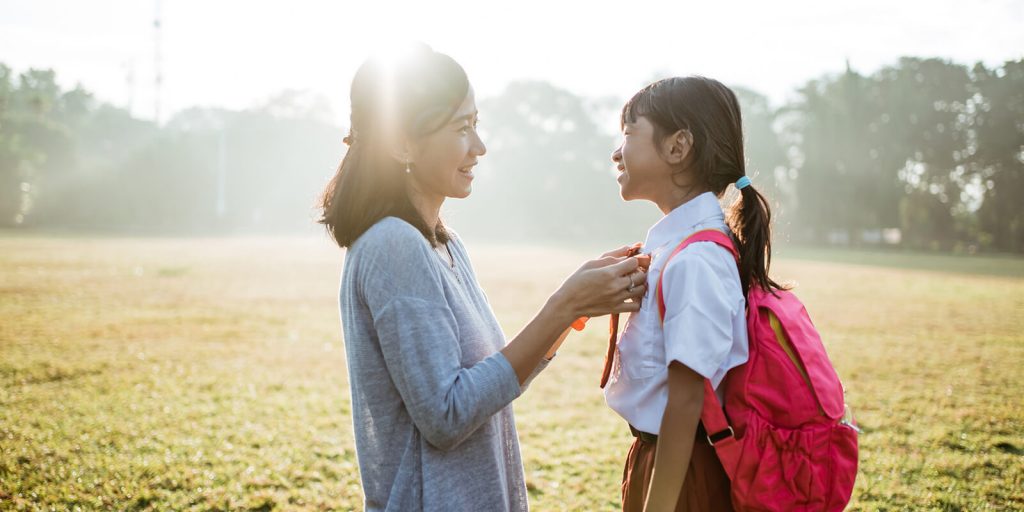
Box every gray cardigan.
[339,217,547,512]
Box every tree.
[787,66,886,243]
[971,60,1024,253]
[877,58,972,249]
[0,64,20,224]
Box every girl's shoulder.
[662,239,742,290]
[666,237,735,266]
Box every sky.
[2,0,1022,126]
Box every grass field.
[1,235,1022,511]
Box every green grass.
[777,244,1024,279]
[1,236,1022,510]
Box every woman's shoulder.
[443,225,467,251]
[353,217,430,254]
[348,217,439,277]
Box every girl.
[603,76,781,511]
[318,44,648,512]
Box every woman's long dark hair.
[621,76,782,294]
[318,44,469,248]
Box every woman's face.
[611,116,673,202]
[409,88,487,201]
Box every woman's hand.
[551,253,648,322]
[597,244,639,259]
[593,243,652,272]
[501,245,647,386]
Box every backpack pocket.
[826,415,859,511]
[732,412,851,511]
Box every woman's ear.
[388,137,414,168]
[663,129,692,165]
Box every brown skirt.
[620,425,733,512]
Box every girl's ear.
[663,129,693,165]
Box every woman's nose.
[611,147,622,163]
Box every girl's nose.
[473,131,487,156]
[611,147,622,163]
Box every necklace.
[434,243,461,284]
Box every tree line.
[0,58,1020,252]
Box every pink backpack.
[656,229,858,511]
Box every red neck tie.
[599,246,643,388]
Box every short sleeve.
[660,244,740,380]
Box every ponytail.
[728,183,784,295]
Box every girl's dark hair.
[621,76,782,294]
[318,43,469,248]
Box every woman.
[318,44,647,512]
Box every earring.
[405,162,412,174]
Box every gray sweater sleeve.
[357,222,522,451]
[522,355,551,391]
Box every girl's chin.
[618,182,635,201]
[617,174,635,198]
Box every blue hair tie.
[735,176,751,190]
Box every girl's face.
[409,88,487,201]
[611,116,675,202]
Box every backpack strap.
[655,228,742,480]
[656,230,739,321]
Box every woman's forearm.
[545,327,573,359]
[644,362,705,512]
[501,253,645,386]
[501,293,576,385]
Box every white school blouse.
[604,192,749,435]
